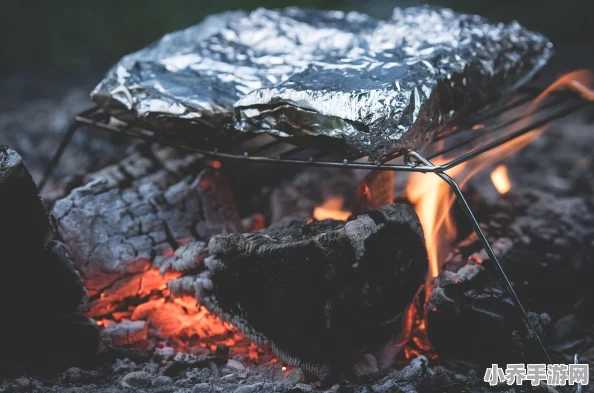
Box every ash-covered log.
[0,146,98,363]
[52,150,242,300]
[51,147,254,353]
[424,188,594,366]
[171,204,428,381]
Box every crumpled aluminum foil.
[91,6,552,160]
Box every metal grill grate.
[43,89,589,177]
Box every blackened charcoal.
[0,146,97,362]
[186,204,428,381]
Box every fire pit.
[29,72,592,391]
[1,5,594,393]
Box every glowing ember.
[490,165,512,194]
[313,197,351,221]
[86,268,252,356]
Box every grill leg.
[438,171,551,364]
[37,120,81,192]
[405,151,551,364]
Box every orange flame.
[401,70,594,360]
[313,197,351,221]
[405,157,462,278]
[406,69,594,282]
[490,165,512,194]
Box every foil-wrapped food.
[91,6,552,160]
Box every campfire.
[1,6,594,393]
[39,69,593,384]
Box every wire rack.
[39,86,594,368]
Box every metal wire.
[406,151,551,364]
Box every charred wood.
[0,146,98,362]
[351,171,395,217]
[52,160,242,299]
[425,188,594,366]
[269,168,359,222]
[171,204,428,381]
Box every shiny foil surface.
[91,6,552,160]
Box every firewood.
[424,188,594,366]
[154,241,208,274]
[269,168,359,222]
[171,203,428,381]
[351,171,395,216]
[52,164,242,299]
[0,146,98,362]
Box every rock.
[120,371,153,388]
[152,375,173,387]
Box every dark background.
[2,0,593,75]
[0,0,593,110]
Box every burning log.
[351,171,395,217]
[269,168,395,223]
[51,147,255,355]
[171,203,428,381]
[0,146,98,362]
[422,188,594,365]
[269,168,359,222]
[52,150,242,299]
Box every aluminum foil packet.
[91,6,552,160]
